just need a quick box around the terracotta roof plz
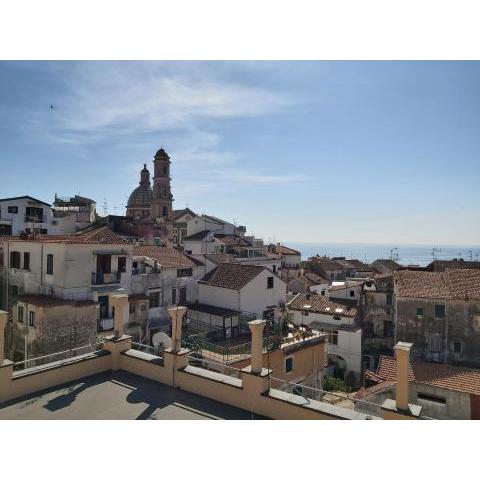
[355,381,396,399]
[0,226,127,245]
[200,263,265,290]
[17,294,96,307]
[370,259,401,272]
[394,269,480,300]
[183,230,210,241]
[133,245,203,268]
[275,245,301,256]
[303,272,329,285]
[426,259,480,272]
[288,293,357,318]
[205,253,239,266]
[307,257,345,271]
[172,208,196,222]
[346,259,371,271]
[374,355,480,395]
[213,234,251,247]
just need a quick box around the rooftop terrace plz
[0,370,264,420]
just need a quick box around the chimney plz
[394,342,413,411]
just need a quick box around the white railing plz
[187,354,243,379]
[269,377,384,418]
[13,342,104,371]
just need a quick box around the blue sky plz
[0,61,479,245]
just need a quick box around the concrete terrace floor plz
[0,370,266,420]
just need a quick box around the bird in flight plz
[50,104,54,109]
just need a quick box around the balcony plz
[24,216,46,223]
[91,271,121,286]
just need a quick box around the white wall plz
[198,269,287,317]
[0,198,53,235]
[288,308,362,377]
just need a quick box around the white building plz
[287,292,362,386]
[0,225,133,359]
[198,263,287,318]
[0,196,54,236]
[0,195,94,237]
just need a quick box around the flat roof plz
[0,370,266,420]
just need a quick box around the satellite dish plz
[152,332,172,352]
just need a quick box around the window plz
[474,314,480,331]
[416,307,424,317]
[267,276,274,289]
[17,306,24,323]
[333,315,341,321]
[149,291,160,308]
[117,256,126,273]
[329,330,338,345]
[386,294,392,305]
[129,302,135,314]
[177,268,192,278]
[10,251,21,269]
[23,252,30,270]
[453,340,463,355]
[162,206,168,217]
[28,311,35,327]
[172,288,177,305]
[8,206,18,214]
[46,254,53,275]
[435,304,446,318]
[349,290,355,297]
[285,356,294,373]
[273,265,277,273]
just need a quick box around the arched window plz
[162,206,168,217]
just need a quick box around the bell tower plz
[151,147,173,239]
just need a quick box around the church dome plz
[127,163,153,208]
[127,184,153,208]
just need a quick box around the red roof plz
[288,293,357,318]
[133,245,203,268]
[200,263,266,290]
[394,268,480,300]
[1,226,126,245]
[374,355,480,395]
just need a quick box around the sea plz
[285,242,480,267]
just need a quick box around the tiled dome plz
[127,184,153,208]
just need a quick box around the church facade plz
[126,148,174,242]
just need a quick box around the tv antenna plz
[102,198,108,217]
[390,247,399,262]
[431,247,442,261]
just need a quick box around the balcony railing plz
[91,271,121,285]
[24,215,46,223]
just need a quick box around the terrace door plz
[179,286,187,305]
[98,295,109,319]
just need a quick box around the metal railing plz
[269,377,384,418]
[130,342,161,356]
[187,354,242,379]
[13,342,104,371]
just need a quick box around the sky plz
[0,61,479,246]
